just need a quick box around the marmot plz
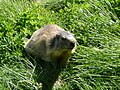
[25,24,76,66]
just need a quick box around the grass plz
[0,0,120,90]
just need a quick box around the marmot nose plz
[69,42,75,49]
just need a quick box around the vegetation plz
[0,0,120,89]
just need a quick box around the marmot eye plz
[56,34,60,39]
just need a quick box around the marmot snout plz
[25,24,77,66]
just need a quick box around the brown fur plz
[25,24,77,90]
[25,24,76,66]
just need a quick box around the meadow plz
[0,0,120,89]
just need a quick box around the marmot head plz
[50,30,77,53]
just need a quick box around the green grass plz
[0,0,120,90]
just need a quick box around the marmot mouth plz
[63,48,73,51]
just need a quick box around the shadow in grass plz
[23,49,63,90]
